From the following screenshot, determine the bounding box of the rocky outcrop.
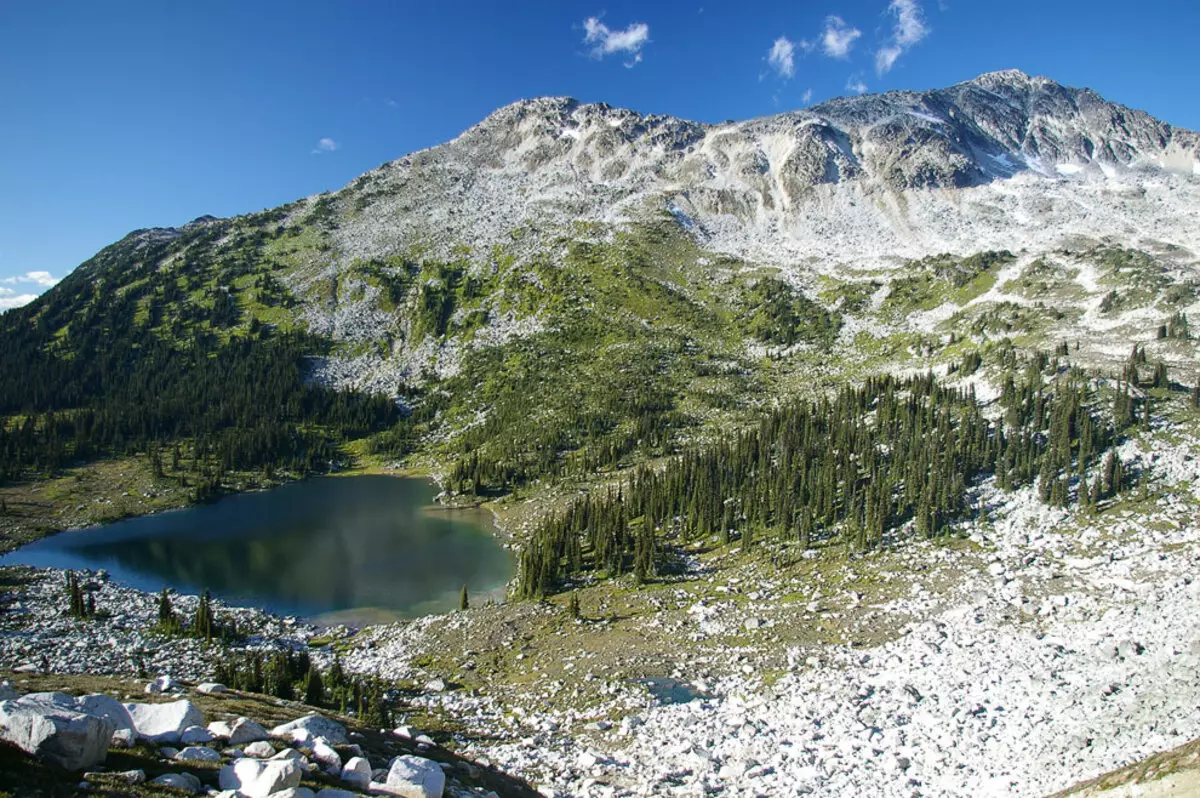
[0,694,115,771]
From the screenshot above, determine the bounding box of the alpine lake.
[1,475,514,624]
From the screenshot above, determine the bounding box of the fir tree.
[458,584,469,612]
[304,667,324,707]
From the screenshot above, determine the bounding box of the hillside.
[1,70,1199,797]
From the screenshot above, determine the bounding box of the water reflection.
[2,476,513,619]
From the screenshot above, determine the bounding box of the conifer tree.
[304,666,324,707]
[458,584,469,611]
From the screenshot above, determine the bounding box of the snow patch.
[1055,163,1083,176]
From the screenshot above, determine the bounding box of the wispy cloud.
[802,88,814,104]
[311,137,339,155]
[1,270,60,288]
[876,0,929,75]
[0,287,38,311]
[583,16,650,67]
[767,36,796,79]
[821,15,862,59]
[846,75,869,94]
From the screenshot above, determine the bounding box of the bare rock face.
[0,695,116,771]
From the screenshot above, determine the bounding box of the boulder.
[273,790,316,798]
[218,757,302,798]
[196,682,228,695]
[75,694,134,734]
[312,738,342,773]
[22,692,76,708]
[181,725,214,744]
[271,714,348,746]
[0,695,116,771]
[383,755,445,798]
[111,728,136,748]
[145,675,182,694]
[341,756,372,789]
[210,716,269,746]
[150,772,203,793]
[125,699,205,743]
[317,789,358,798]
[244,740,276,758]
[175,745,222,763]
[0,681,19,701]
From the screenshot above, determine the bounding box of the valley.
[1,69,1199,797]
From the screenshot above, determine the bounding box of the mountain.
[1,69,1198,510]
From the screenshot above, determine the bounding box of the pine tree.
[303,667,324,707]
[458,584,469,612]
[567,591,581,620]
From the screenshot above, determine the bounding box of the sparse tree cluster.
[517,363,1137,598]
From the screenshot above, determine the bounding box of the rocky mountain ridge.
[328,69,1200,270]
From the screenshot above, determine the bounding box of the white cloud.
[846,75,869,94]
[311,137,339,154]
[1,270,60,288]
[0,293,38,311]
[821,15,862,59]
[802,88,814,104]
[767,36,796,79]
[876,0,929,74]
[583,17,650,66]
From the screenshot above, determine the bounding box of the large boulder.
[0,681,19,701]
[382,755,445,798]
[271,714,348,746]
[75,694,134,735]
[0,695,115,771]
[210,716,269,746]
[125,699,205,744]
[218,757,302,798]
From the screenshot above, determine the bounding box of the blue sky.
[2,0,1197,309]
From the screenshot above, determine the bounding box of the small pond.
[2,475,513,622]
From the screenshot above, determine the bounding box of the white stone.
[75,693,134,733]
[0,695,115,771]
[150,772,203,794]
[271,714,348,746]
[312,738,342,772]
[180,725,214,744]
[196,682,229,695]
[210,716,270,746]
[271,789,315,798]
[145,675,182,694]
[341,755,372,789]
[383,754,445,798]
[218,757,302,798]
[244,740,276,758]
[125,699,205,744]
[175,745,222,763]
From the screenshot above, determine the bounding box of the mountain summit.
[328,70,1199,270]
